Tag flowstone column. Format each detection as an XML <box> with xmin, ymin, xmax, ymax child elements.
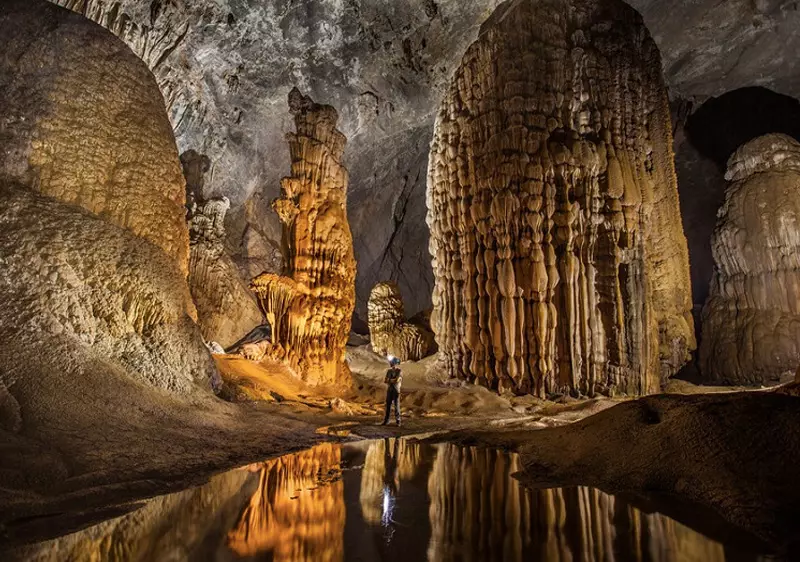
<box><xmin>426</xmin><ymin>0</ymin><xmax>695</xmax><ymax>397</ymax></box>
<box><xmin>251</xmin><ymin>89</ymin><xmax>356</xmax><ymax>386</ymax></box>
<box><xmin>367</xmin><ymin>281</ymin><xmax>435</xmax><ymax>361</ymax></box>
<box><xmin>701</xmin><ymin>134</ymin><xmax>800</xmax><ymax>386</ymax></box>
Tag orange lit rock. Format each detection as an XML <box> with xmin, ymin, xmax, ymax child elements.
<box><xmin>426</xmin><ymin>0</ymin><xmax>695</xmax><ymax>397</ymax></box>
<box><xmin>367</xmin><ymin>282</ymin><xmax>434</xmax><ymax>361</ymax></box>
<box><xmin>0</xmin><ymin>0</ymin><xmax>189</xmax><ymax>275</ymax></box>
<box><xmin>250</xmin><ymin>89</ymin><xmax>356</xmax><ymax>386</ymax></box>
<box><xmin>227</xmin><ymin>443</ymin><xmax>345</xmax><ymax>561</ymax></box>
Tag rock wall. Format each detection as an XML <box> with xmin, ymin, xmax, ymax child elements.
<box><xmin>184</xmin><ymin>150</ymin><xmax>263</xmax><ymax>349</ymax></box>
<box><xmin>700</xmin><ymin>134</ymin><xmax>800</xmax><ymax>385</ymax></box>
<box><xmin>250</xmin><ymin>90</ymin><xmax>356</xmax><ymax>386</ymax></box>
<box><xmin>367</xmin><ymin>282</ymin><xmax>434</xmax><ymax>361</ymax></box>
<box><xmin>427</xmin><ymin>0</ymin><xmax>695</xmax><ymax>397</ymax></box>
<box><xmin>2</xmin><ymin>0</ymin><xmax>189</xmax><ymax>274</ymax></box>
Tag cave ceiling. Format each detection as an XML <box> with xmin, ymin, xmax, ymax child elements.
<box><xmin>50</xmin><ymin>0</ymin><xmax>800</xmax><ymax>318</ymax></box>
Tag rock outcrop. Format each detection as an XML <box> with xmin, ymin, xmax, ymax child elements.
<box><xmin>2</xmin><ymin>0</ymin><xmax>189</xmax><ymax>274</ymax></box>
<box><xmin>184</xmin><ymin>151</ymin><xmax>263</xmax><ymax>349</ymax></box>
<box><xmin>367</xmin><ymin>282</ymin><xmax>434</xmax><ymax>361</ymax></box>
<box><xmin>250</xmin><ymin>90</ymin><xmax>356</xmax><ymax>386</ymax></box>
<box><xmin>426</xmin><ymin>0</ymin><xmax>695</xmax><ymax>397</ymax></box>
<box><xmin>700</xmin><ymin>134</ymin><xmax>800</xmax><ymax>385</ymax></box>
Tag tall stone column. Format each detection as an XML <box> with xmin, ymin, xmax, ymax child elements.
<box><xmin>251</xmin><ymin>89</ymin><xmax>356</xmax><ymax>386</ymax></box>
<box><xmin>426</xmin><ymin>0</ymin><xmax>695</xmax><ymax>397</ymax></box>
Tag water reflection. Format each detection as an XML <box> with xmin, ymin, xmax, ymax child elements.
<box><xmin>9</xmin><ymin>440</ymin><xmax>770</xmax><ymax>562</ymax></box>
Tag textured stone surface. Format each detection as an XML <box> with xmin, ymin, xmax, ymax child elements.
<box><xmin>700</xmin><ymin>134</ymin><xmax>800</xmax><ymax>386</ymax></box>
<box><xmin>46</xmin><ymin>0</ymin><xmax>800</xmax><ymax>322</ymax></box>
<box><xmin>367</xmin><ymin>281</ymin><xmax>434</xmax><ymax>361</ymax></box>
<box><xmin>427</xmin><ymin>0</ymin><xmax>694</xmax><ymax>397</ymax></box>
<box><xmin>185</xmin><ymin>153</ymin><xmax>263</xmax><ymax>349</ymax></box>
<box><xmin>250</xmin><ymin>90</ymin><xmax>356</xmax><ymax>386</ymax></box>
<box><xmin>2</xmin><ymin>0</ymin><xmax>189</xmax><ymax>274</ymax></box>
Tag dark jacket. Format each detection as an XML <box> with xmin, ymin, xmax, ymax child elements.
<box><xmin>384</xmin><ymin>367</ymin><xmax>402</xmax><ymax>393</ymax></box>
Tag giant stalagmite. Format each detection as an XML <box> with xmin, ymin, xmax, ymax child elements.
<box><xmin>701</xmin><ymin>134</ymin><xmax>800</xmax><ymax>385</ymax></box>
<box><xmin>426</xmin><ymin>0</ymin><xmax>695</xmax><ymax>397</ymax></box>
<box><xmin>367</xmin><ymin>282</ymin><xmax>434</xmax><ymax>361</ymax></box>
<box><xmin>250</xmin><ymin>89</ymin><xmax>356</xmax><ymax>386</ymax></box>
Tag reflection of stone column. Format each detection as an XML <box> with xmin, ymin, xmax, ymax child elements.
<box><xmin>251</xmin><ymin>88</ymin><xmax>356</xmax><ymax>386</ymax></box>
<box><xmin>227</xmin><ymin>443</ymin><xmax>345</xmax><ymax>562</ymax></box>
<box><xmin>426</xmin><ymin>445</ymin><xmax>725</xmax><ymax>562</ymax></box>
<box><xmin>426</xmin><ymin>0</ymin><xmax>695</xmax><ymax>397</ymax></box>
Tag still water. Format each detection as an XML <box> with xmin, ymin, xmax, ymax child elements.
<box><xmin>13</xmin><ymin>440</ymin><xmax>771</xmax><ymax>561</ymax></box>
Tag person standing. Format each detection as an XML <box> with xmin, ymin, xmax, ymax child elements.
<box><xmin>381</xmin><ymin>357</ymin><xmax>402</xmax><ymax>426</ymax></box>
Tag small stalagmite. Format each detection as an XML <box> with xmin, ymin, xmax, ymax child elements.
<box><xmin>250</xmin><ymin>89</ymin><xmax>356</xmax><ymax>386</ymax></box>
<box><xmin>701</xmin><ymin>134</ymin><xmax>800</xmax><ymax>386</ymax></box>
<box><xmin>426</xmin><ymin>0</ymin><xmax>695</xmax><ymax>397</ymax></box>
<box><xmin>367</xmin><ymin>282</ymin><xmax>435</xmax><ymax>361</ymax></box>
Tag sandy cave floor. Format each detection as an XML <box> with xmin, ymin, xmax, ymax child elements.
<box><xmin>2</xmin><ymin>343</ymin><xmax>798</xmax><ymax>556</ymax></box>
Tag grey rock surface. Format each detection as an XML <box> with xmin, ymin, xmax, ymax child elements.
<box><xmin>48</xmin><ymin>0</ymin><xmax>800</xmax><ymax>321</ymax></box>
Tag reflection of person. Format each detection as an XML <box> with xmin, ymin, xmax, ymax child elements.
<box><xmin>381</xmin><ymin>357</ymin><xmax>402</xmax><ymax>426</ymax></box>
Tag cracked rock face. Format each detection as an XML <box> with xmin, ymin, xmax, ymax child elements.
<box><xmin>427</xmin><ymin>0</ymin><xmax>694</xmax><ymax>397</ymax></box>
<box><xmin>700</xmin><ymin>134</ymin><xmax>800</xmax><ymax>386</ymax></box>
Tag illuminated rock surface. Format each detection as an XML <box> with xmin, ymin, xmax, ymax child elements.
<box><xmin>250</xmin><ymin>89</ymin><xmax>356</xmax><ymax>386</ymax></box>
<box><xmin>367</xmin><ymin>282</ymin><xmax>434</xmax><ymax>361</ymax></box>
<box><xmin>6</xmin><ymin>440</ymin><xmax>745</xmax><ymax>561</ymax></box>
<box><xmin>427</xmin><ymin>0</ymin><xmax>695</xmax><ymax>397</ymax></box>
<box><xmin>185</xmin><ymin>152</ymin><xmax>263</xmax><ymax>348</ymax></box>
<box><xmin>700</xmin><ymin>134</ymin><xmax>800</xmax><ymax>385</ymax></box>
<box><xmin>1</xmin><ymin>0</ymin><xmax>189</xmax><ymax>274</ymax></box>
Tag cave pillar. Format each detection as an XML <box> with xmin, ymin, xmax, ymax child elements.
<box><xmin>251</xmin><ymin>89</ymin><xmax>356</xmax><ymax>386</ymax></box>
<box><xmin>426</xmin><ymin>0</ymin><xmax>695</xmax><ymax>397</ymax></box>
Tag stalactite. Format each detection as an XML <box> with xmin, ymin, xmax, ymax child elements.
<box><xmin>367</xmin><ymin>282</ymin><xmax>435</xmax><ymax>361</ymax></box>
<box><xmin>701</xmin><ymin>134</ymin><xmax>800</xmax><ymax>385</ymax></box>
<box><xmin>426</xmin><ymin>0</ymin><xmax>695</xmax><ymax>397</ymax></box>
<box><xmin>250</xmin><ymin>89</ymin><xmax>356</xmax><ymax>386</ymax></box>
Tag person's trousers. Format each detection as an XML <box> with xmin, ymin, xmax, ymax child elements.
<box><xmin>383</xmin><ymin>389</ymin><xmax>400</xmax><ymax>423</ymax></box>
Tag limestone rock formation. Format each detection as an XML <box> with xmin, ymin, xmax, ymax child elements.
<box><xmin>250</xmin><ymin>89</ymin><xmax>356</xmax><ymax>386</ymax></box>
<box><xmin>427</xmin><ymin>0</ymin><xmax>695</xmax><ymax>397</ymax></box>
<box><xmin>367</xmin><ymin>282</ymin><xmax>435</xmax><ymax>361</ymax></box>
<box><xmin>184</xmin><ymin>151</ymin><xmax>263</xmax><ymax>349</ymax></box>
<box><xmin>2</xmin><ymin>0</ymin><xmax>189</xmax><ymax>274</ymax></box>
<box><xmin>700</xmin><ymin>134</ymin><xmax>800</xmax><ymax>385</ymax></box>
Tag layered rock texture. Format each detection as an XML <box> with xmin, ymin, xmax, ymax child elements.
<box><xmin>427</xmin><ymin>0</ymin><xmax>695</xmax><ymax>397</ymax></box>
<box><xmin>184</xmin><ymin>150</ymin><xmax>263</xmax><ymax>348</ymax></box>
<box><xmin>700</xmin><ymin>134</ymin><xmax>800</xmax><ymax>385</ymax></box>
<box><xmin>367</xmin><ymin>282</ymin><xmax>434</xmax><ymax>361</ymax></box>
<box><xmin>250</xmin><ymin>90</ymin><xmax>356</xmax><ymax>386</ymax></box>
<box><xmin>3</xmin><ymin>0</ymin><xmax>189</xmax><ymax>274</ymax></box>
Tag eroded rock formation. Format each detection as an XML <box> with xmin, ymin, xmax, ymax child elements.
<box><xmin>367</xmin><ymin>282</ymin><xmax>434</xmax><ymax>361</ymax></box>
<box><xmin>184</xmin><ymin>150</ymin><xmax>263</xmax><ymax>348</ymax></box>
<box><xmin>427</xmin><ymin>0</ymin><xmax>695</xmax><ymax>397</ymax></box>
<box><xmin>700</xmin><ymin>134</ymin><xmax>800</xmax><ymax>385</ymax></box>
<box><xmin>250</xmin><ymin>89</ymin><xmax>356</xmax><ymax>386</ymax></box>
<box><xmin>1</xmin><ymin>0</ymin><xmax>189</xmax><ymax>274</ymax></box>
